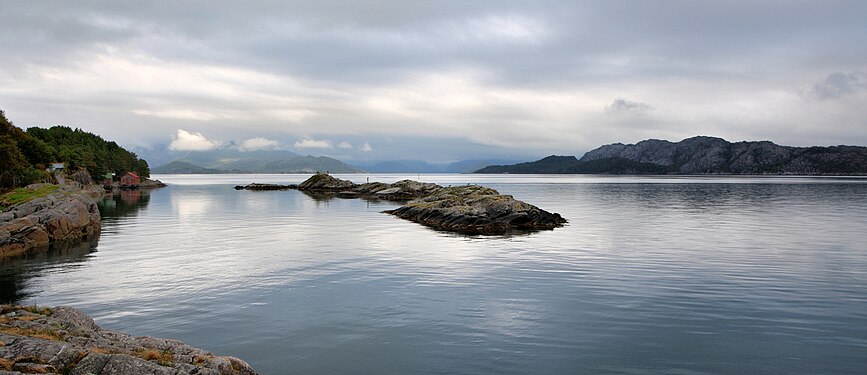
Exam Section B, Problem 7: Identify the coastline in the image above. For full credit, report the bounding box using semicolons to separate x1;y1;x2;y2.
0;305;257;374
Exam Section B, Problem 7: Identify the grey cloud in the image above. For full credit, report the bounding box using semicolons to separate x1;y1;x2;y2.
607;98;653;114
813;71;867;99
2;1;867;161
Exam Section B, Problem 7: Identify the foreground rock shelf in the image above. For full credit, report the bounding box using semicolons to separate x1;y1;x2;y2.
0;305;257;375
236;173;566;235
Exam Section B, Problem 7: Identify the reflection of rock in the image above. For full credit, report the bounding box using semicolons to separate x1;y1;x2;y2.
1;186;101;259
385;185;567;235
234;183;296;191
0;305;257;374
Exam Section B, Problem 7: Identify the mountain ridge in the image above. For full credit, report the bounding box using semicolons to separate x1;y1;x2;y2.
476;136;867;175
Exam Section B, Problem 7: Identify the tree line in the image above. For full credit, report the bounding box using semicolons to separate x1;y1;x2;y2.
0;110;149;190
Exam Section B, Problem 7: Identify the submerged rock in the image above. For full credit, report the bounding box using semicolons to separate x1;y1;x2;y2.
0;305;257;375
385;185;567;235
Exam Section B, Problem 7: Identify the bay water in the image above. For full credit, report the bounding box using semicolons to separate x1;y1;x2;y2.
2;174;866;374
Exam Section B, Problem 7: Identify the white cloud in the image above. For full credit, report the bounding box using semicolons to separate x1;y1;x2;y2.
359;142;373;152
169;129;221;151
294;138;333;149
337;141;353;149
239;137;280;151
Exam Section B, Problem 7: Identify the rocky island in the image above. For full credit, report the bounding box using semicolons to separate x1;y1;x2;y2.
236;173;566;234
0;305;256;374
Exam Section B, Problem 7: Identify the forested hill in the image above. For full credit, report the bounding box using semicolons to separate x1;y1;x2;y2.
0;110;149;189
476;136;867;175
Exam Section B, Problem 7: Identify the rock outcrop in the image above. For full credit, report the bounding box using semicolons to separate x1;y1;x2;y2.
1;185;101;259
0;305;257;375
237;174;566;234
385;185;567;234
235;173;440;201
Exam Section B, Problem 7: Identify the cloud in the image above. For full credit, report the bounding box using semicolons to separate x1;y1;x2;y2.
813;71;866;99
239;137;280;151
606;98;654;114
359;142;373;152
293;138;333;149
337;141;353;149
169;129;221;151
2;2;867;158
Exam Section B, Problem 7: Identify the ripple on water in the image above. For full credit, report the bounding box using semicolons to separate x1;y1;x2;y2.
2;177;867;374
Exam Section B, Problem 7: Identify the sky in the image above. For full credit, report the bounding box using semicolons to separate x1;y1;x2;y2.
1;1;866;163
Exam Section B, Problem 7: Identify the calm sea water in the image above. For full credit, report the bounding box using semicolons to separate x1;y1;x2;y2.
2;174;867;374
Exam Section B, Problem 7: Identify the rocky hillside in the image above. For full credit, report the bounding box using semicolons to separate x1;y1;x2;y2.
0;305;256;374
477;136;867;175
581;136;867;174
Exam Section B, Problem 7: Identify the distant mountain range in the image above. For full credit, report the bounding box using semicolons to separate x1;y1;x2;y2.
149;147;363;174
476;136;867;175
353;159;524;173
144;145;523;174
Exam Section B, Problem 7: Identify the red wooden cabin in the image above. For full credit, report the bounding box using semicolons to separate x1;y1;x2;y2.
120;172;140;186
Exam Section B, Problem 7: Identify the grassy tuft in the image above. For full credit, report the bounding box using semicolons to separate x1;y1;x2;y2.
134;349;174;367
0;185;60;207
22;305;52;316
0;358;12;371
0;326;65;341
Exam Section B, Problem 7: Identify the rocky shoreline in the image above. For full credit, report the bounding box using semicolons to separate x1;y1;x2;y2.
0;185;102;259
0;305;257;374
236;173;566;234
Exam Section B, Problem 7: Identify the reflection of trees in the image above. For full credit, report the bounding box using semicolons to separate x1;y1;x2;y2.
0;237;98;304
1;190;153;304
98;190;151;222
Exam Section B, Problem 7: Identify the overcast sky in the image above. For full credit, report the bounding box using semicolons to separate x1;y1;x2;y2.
1;1;866;162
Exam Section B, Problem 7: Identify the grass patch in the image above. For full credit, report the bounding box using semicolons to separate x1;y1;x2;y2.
22;305;52;316
0;326;65;341
0;185;60;207
134;349;174;367
193;355;212;366
0;358;12;371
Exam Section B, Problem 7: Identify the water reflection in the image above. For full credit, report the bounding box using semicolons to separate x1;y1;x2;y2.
0;238;98;303
0;190;153;304
99;189;152;221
